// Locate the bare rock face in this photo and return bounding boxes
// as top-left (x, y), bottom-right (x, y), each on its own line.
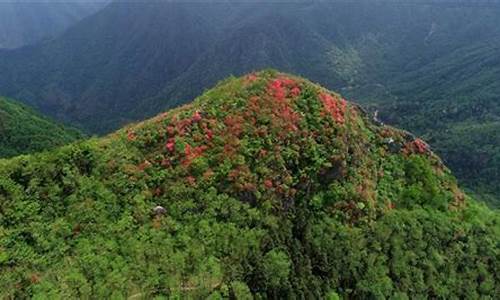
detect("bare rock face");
top-left (153, 205), bottom-right (166, 216)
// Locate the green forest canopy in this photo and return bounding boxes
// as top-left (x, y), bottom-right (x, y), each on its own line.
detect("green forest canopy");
top-left (0, 97), bottom-right (82, 158)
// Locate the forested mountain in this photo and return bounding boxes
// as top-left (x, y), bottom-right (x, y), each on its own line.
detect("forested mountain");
top-left (0, 1), bottom-right (499, 203)
top-left (0, 0), bottom-right (107, 49)
top-left (0, 97), bottom-right (82, 158)
top-left (1, 72), bottom-right (498, 298)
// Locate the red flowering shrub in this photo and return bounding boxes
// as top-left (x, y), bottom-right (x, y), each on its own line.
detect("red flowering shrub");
top-left (270, 79), bottom-right (286, 101)
top-left (127, 130), bottom-right (136, 141)
top-left (205, 128), bottom-right (213, 140)
top-left (413, 138), bottom-right (428, 154)
top-left (319, 92), bottom-right (346, 124)
top-left (138, 160), bottom-right (152, 171)
top-left (275, 105), bottom-right (300, 132)
top-left (186, 176), bottom-right (196, 185)
top-left (165, 138), bottom-right (175, 152)
top-left (290, 86), bottom-right (301, 97)
top-left (404, 138), bottom-right (429, 155)
top-left (192, 111), bottom-right (202, 122)
top-left (30, 274), bottom-right (40, 284)
top-left (166, 125), bottom-right (176, 136)
top-left (182, 144), bottom-right (207, 167)
top-left (279, 76), bottom-right (296, 87)
top-left (224, 115), bottom-right (245, 137)
top-left (201, 122), bottom-right (213, 140)
top-left (245, 73), bottom-right (258, 83)
top-left (264, 179), bottom-right (273, 189)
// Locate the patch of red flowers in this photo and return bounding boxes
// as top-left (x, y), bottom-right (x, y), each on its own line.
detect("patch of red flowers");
top-left (267, 77), bottom-right (301, 101)
top-left (127, 130), bottom-right (136, 141)
top-left (138, 160), bottom-right (152, 171)
top-left (201, 122), bottom-right (213, 140)
top-left (264, 179), bottom-right (273, 189)
top-left (166, 125), bottom-right (176, 136)
top-left (413, 138), bottom-right (429, 154)
top-left (165, 138), bottom-right (176, 152)
top-left (224, 115), bottom-right (245, 137)
top-left (403, 138), bottom-right (429, 155)
top-left (205, 128), bottom-right (213, 140)
top-left (319, 92), bottom-right (346, 124)
top-left (275, 105), bottom-right (301, 132)
top-left (182, 144), bottom-right (207, 166)
top-left (192, 111), bottom-right (202, 122)
top-left (279, 77), bottom-right (296, 87)
top-left (30, 274), bottom-right (40, 284)
top-left (268, 79), bottom-right (286, 101)
top-left (245, 73), bottom-right (258, 83)
top-left (186, 176), bottom-right (196, 186)
top-left (290, 86), bottom-right (301, 97)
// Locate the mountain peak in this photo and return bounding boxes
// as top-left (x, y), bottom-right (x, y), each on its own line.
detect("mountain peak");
top-left (122, 70), bottom-right (464, 217)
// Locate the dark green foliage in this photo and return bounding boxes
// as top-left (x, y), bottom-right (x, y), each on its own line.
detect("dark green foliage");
top-left (0, 97), bottom-right (83, 158)
top-left (0, 72), bottom-right (498, 298)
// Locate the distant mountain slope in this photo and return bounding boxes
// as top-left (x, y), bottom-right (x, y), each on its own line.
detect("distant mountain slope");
top-left (0, 1), bottom-right (107, 49)
top-left (0, 2), bottom-right (499, 203)
top-left (0, 97), bottom-right (82, 158)
top-left (1, 71), bottom-right (498, 298)
top-left (1, 2), bottom-right (498, 131)
top-left (364, 39), bottom-right (500, 207)
top-left (0, 2), bottom-right (224, 131)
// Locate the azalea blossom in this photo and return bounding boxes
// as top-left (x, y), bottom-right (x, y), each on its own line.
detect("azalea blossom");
top-left (127, 130), bottom-right (136, 141)
top-left (264, 179), bottom-right (273, 189)
top-left (205, 128), bottom-right (213, 140)
top-left (166, 138), bottom-right (175, 152)
top-left (192, 111), bottom-right (202, 122)
top-left (413, 138), bottom-right (428, 154)
top-left (319, 92), bottom-right (346, 124)
top-left (290, 86), bottom-right (301, 97)
top-left (246, 73), bottom-right (258, 82)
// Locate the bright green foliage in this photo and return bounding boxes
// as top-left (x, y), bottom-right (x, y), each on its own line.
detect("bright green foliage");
top-left (0, 97), bottom-right (82, 158)
top-left (0, 71), bottom-right (498, 298)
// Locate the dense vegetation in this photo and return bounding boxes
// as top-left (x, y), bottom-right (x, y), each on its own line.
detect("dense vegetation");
top-left (0, 0), bottom-right (106, 49)
top-left (0, 97), bottom-right (82, 158)
top-left (353, 36), bottom-right (500, 207)
top-left (0, 1), bottom-right (498, 204)
top-left (1, 72), bottom-right (498, 298)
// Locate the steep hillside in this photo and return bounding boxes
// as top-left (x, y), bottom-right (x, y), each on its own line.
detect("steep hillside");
top-left (0, 1), bottom-right (107, 49)
top-left (1, 72), bottom-right (498, 298)
top-left (0, 97), bottom-right (82, 158)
